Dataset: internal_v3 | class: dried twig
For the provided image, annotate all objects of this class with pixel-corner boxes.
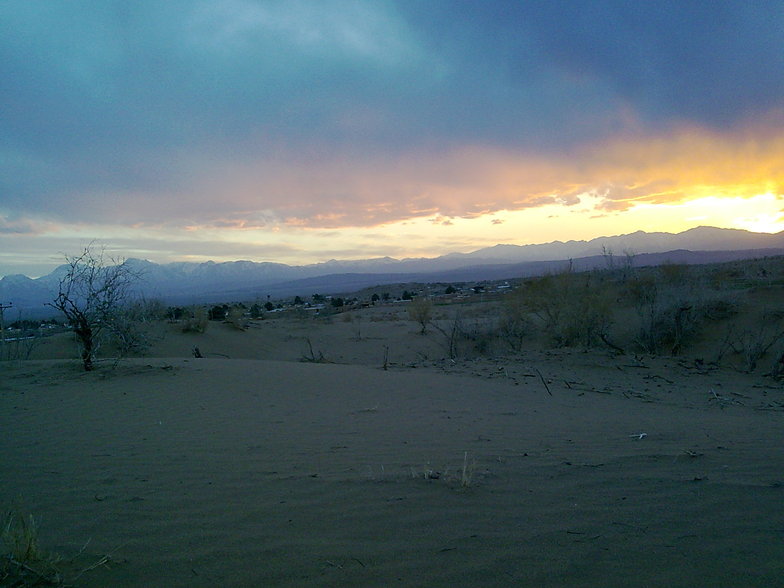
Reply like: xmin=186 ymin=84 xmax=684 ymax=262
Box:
xmin=535 ymin=368 xmax=552 ymax=396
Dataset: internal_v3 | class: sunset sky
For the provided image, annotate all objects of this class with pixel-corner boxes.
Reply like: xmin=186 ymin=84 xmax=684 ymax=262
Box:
xmin=2 ymin=1 xmax=783 ymax=277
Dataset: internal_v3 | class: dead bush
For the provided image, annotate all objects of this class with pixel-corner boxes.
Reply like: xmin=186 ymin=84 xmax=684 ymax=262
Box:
xmin=727 ymin=310 xmax=784 ymax=372
xmin=458 ymin=317 xmax=499 ymax=356
xmin=523 ymin=270 xmax=613 ymax=348
xmin=408 ymin=296 xmax=433 ymax=334
xmin=181 ymin=307 xmax=209 ymax=333
xmin=700 ymin=297 xmax=739 ymax=321
xmin=628 ymin=273 xmax=722 ymax=356
xmin=109 ymin=297 xmax=166 ymax=357
xmin=498 ymin=295 xmax=533 ymax=352
xmin=226 ymin=306 xmax=249 ymax=330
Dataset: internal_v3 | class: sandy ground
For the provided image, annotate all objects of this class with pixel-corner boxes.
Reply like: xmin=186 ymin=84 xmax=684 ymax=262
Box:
xmin=2 ymin=313 xmax=784 ymax=586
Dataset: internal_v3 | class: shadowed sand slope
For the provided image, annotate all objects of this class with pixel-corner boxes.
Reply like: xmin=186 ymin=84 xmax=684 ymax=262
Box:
xmin=2 ymin=356 xmax=784 ymax=586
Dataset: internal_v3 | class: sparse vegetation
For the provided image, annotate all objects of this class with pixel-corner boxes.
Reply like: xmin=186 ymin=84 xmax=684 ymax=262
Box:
xmin=627 ymin=267 xmax=735 ymax=356
xmin=375 ymin=255 xmax=784 ymax=371
xmin=407 ymin=453 xmax=478 ymax=489
xmin=19 ymin=251 xmax=784 ymax=375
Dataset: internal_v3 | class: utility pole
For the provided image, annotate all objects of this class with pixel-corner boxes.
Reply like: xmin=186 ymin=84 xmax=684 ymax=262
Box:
xmin=0 ymin=302 xmax=12 ymax=350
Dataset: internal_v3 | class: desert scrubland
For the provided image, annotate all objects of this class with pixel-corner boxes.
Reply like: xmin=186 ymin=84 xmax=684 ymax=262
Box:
xmin=2 ymin=257 xmax=784 ymax=586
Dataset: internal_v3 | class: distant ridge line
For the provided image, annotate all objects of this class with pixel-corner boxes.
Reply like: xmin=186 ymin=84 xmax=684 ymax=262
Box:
xmin=2 ymin=225 xmax=784 ymax=316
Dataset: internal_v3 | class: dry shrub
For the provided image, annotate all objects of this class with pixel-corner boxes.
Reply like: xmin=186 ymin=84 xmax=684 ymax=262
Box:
xmin=770 ymin=350 xmax=784 ymax=380
xmin=726 ymin=309 xmax=784 ymax=372
xmin=407 ymin=296 xmax=433 ymax=334
xmin=226 ymin=307 xmax=249 ymax=330
xmin=429 ymin=312 xmax=505 ymax=359
xmin=181 ymin=306 xmax=208 ymax=333
xmin=523 ymin=270 xmax=612 ymax=348
xmin=658 ymin=262 xmax=689 ymax=284
xmin=0 ymin=330 xmax=42 ymax=362
xmin=708 ymin=267 xmax=744 ymax=290
xmin=300 ymin=337 xmax=328 ymax=363
xmin=498 ymin=293 xmax=533 ymax=352
xmin=701 ymin=297 xmax=739 ymax=321
xmin=109 ymin=297 xmax=166 ymax=357
xmin=457 ymin=317 xmax=498 ymax=356
xmin=629 ymin=276 xmax=696 ymax=355
xmin=627 ymin=267 xmax=735 ymax=356
xmin=431 ymin=312 xmax=463 ymax=359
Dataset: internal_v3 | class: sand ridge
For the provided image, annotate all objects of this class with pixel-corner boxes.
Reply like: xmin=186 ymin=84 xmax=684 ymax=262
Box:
xmin=3 ymin=342 xmax=784 ymax=586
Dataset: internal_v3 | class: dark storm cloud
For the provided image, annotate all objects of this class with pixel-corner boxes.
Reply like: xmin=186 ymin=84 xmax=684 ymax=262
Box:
xmin=1 ymin=0 xmax=782 ymax=228
xmin=518 ymin=0 xmax=784 ymax=126
xmin=399 ymin=0 xmax=784 ymax=126
xmin=1 ymin=1 xmax=438 ymax=216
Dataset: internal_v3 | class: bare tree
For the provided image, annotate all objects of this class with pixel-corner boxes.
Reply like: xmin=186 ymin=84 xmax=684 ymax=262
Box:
xmin=408 ymin=296 xmax=433 ymax=334
xmin=49 ymin=244 xmax=139 ymax=371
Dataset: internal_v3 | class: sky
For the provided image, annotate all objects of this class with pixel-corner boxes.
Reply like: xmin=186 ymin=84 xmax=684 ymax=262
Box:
xmin=2 ymin=0 xmax=784 ymax=277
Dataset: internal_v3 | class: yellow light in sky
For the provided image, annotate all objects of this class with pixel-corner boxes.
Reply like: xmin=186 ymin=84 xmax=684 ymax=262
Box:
xmin=362 ymin=191 xmax=784 ymax=259
xmin=737 ymin=214 xmax=784 ymax=233
xmin=29 ymin=191 xmax=783 ymax=269
xmin=209 ymin=192 xmax=784 ymax=262
xmin=625 ymin=193 xmax=784 ymax=235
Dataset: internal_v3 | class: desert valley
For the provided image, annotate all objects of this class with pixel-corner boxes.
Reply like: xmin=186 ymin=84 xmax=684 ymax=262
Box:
xmin=2 ymin=253 xmax=784 ymax=586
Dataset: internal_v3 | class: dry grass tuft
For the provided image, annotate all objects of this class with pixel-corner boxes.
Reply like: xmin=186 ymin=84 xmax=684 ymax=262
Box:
xmin=408 ymin=453 xmax=478 ymax=489
xmin=1 ymin=508 xmax=63 ymax=586
xmin=1 ymin=506 xmax=120 ymax=587
xmin=460 ymin=451 xmax=476 ymax=488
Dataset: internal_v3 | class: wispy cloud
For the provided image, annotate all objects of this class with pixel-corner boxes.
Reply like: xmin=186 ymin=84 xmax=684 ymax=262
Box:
xmin=0 ymin=215 xmax=51 ymax=235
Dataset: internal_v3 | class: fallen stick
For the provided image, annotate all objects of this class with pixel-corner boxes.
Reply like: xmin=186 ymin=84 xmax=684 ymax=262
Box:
xmin=645 ymin=374 xmax=674 ymax=384
xmin=576 ymin=387 xmax=612 ymax=395
xmin=535 ymin=368 xmax=552 ymax=396
xmin=600 ymin=333 xmax=625 ymax=354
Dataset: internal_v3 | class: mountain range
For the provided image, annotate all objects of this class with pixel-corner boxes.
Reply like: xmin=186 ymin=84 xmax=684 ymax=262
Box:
xmin=3 ymin=226 xmax=784 ymax=317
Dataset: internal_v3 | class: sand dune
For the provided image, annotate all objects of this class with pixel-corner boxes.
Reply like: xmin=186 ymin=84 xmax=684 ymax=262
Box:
xmin=3 ymin=312 xmax=784 ymax=587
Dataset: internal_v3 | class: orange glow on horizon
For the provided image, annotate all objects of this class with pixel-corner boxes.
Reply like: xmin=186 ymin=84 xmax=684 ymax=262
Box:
xmin=194 ymin=117 xmax=784 ymax=232
xmin=6 ymin=119 xmax=783 ymax=271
